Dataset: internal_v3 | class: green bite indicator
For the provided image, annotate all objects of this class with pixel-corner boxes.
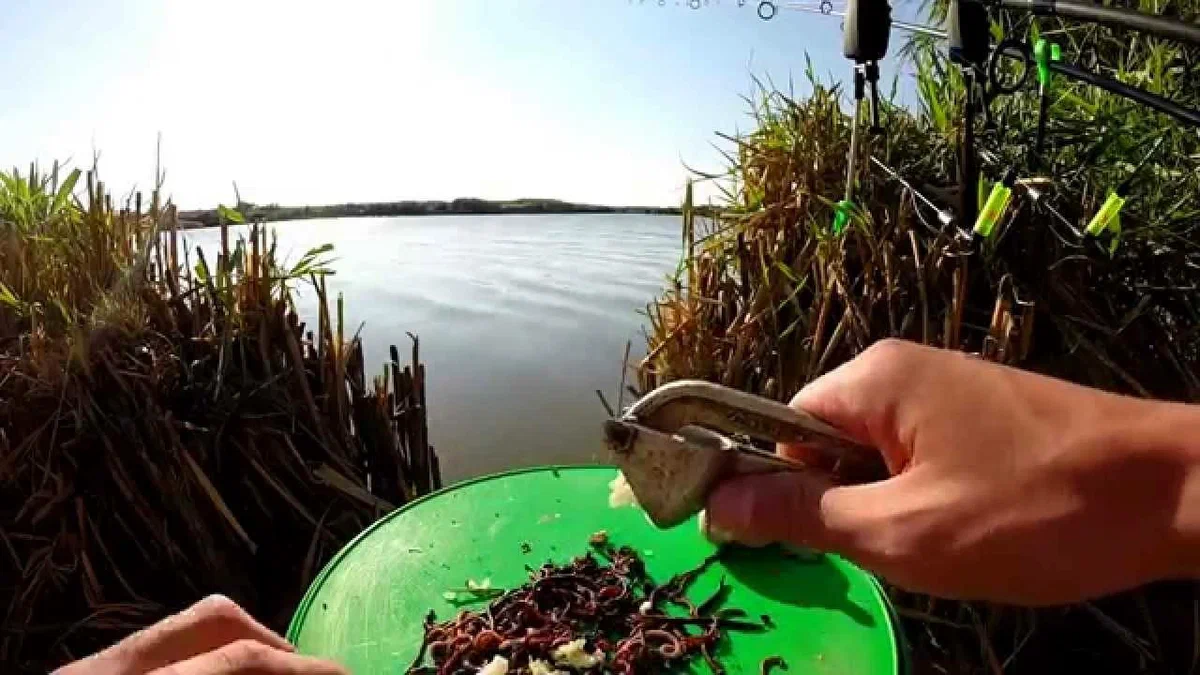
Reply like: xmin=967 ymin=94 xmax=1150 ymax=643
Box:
xmin=1034 ymin=39 xmax=1061 ymax=88
xmin=1085 ymin=192 xmax=1125 ymax=237
xmin=973 ymin=182 xmax=1012 ymax=238
xmin=832 ymin=199 xmax=854 ymax=235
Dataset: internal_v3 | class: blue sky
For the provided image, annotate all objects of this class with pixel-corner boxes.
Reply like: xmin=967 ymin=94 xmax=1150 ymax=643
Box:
xmin=1 ymin=0 xmax=924 ymax=208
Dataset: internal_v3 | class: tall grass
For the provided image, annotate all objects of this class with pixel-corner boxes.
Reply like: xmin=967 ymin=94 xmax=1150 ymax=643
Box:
xmin=1 ymin=165 xmax=440 ymax=672
xmin=639 ymin=2 xmax=1198 ymax=672
xmin=0 ymin=163 xmax=150 ymax=340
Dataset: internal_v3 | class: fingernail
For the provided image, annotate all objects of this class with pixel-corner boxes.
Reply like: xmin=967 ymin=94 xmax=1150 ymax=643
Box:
xmin=699 ymin=510 xmax=735 ymax=544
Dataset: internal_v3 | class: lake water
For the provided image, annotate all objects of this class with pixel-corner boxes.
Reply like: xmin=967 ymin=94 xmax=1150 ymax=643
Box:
xmin=181 ymin=214 xmax=680 ymax=483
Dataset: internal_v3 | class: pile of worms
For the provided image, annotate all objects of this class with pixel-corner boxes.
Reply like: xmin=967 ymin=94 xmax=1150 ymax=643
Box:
xmin=407 ymin=538 xmax=775 ymax=675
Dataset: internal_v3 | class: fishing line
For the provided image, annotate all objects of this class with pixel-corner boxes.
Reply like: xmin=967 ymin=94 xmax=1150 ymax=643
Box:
xmin=869 ymin=156 xmax=961 ymax=235
xmin=1016 ymin=178 xmax=1084 ymax=245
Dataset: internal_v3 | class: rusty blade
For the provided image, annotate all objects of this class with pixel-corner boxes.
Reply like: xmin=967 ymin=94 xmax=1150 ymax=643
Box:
xmin=603 ymin=420 xmax=731 ymax=528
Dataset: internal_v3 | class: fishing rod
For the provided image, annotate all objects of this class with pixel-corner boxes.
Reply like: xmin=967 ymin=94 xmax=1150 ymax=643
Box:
xmin=1027 ymin=55 xmax=1200 ymax=126
xmin=946 ymin=0 xmax=1198 ymax=240
xmin=757 ymin=0 xmax=1199 ymax=241
xmin=762 ymin=0 xmax=1200 ymax=45
xmin=987 ymin=41 xmax=1200 ymax=128
xmin=985 ymin=0 xmax=1200 ymax=46
xmin=757 ymin=0 xmax=1200 ymax=129
xmin=946 ymin=0 xmax=1195 ymax=238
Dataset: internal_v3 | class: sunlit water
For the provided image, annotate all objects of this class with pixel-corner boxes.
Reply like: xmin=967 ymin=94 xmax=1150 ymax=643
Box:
xmin=182 ymin=214 xmax=680 ymax=483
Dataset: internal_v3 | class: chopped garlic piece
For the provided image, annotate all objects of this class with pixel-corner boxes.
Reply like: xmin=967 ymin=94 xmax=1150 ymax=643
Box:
xmin=552 ymin=638 xmax=604 ymax=669
xmin=608 ymin=472 xmax=638 ymax=509
xmin=528 ymin=659 xmax=565 ymax=675
xmin=479 ymin=655 xmax=509 ymax=675
xmin=638 ymin=600 xmax=653 ymax=615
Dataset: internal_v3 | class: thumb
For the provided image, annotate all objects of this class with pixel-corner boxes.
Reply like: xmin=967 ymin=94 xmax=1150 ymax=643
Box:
xmin=705 ymin=470 xmax=905 ymax=557
xmin=787 ymin=367 xmax=912 ymax=476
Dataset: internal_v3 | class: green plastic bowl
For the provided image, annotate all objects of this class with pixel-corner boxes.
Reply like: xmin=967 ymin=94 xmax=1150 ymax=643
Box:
xmin=288 ymin=466 xmax=903 ymax=674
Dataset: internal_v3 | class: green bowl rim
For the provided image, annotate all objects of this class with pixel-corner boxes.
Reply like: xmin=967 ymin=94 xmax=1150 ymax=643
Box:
xmin=286 ymin=464 xmax=904 ymax=673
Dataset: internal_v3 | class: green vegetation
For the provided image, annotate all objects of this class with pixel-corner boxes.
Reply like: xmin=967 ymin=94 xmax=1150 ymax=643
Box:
xmin=179 ymin=197 xmax=681 ymax=229
xmin=0 ymin=164 xmax=440 ymax=672
xmin=639 ymin=2 xmax=1198 ymax=672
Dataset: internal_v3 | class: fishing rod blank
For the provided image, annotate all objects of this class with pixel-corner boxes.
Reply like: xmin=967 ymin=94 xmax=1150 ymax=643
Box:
xmin=771 ymin=2 xmax=949 ymax=38
xmin=988 ymin=0 xmax=1200 ymax=47
xmin=1050 ymin=60 xmax=1200 ymax=127
xmin=989 ymin=45 xmax=1200 ymax=127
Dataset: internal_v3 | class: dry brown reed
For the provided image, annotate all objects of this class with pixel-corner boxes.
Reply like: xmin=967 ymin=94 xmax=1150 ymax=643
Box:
xmin=637 ymin=78 xmax=1198 ymax=674
xmin=1 ymin=166 xmax=440 ymax=672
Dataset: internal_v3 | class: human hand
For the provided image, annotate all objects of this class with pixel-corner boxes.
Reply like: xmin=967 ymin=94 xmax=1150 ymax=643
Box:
xmin=54 ymin=595 xmax=348 ymax=675
xmin=706 ymin=339 xmax=1200 ymax=605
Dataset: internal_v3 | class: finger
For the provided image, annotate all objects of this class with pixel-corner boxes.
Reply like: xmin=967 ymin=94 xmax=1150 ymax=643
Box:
xmin=105 ymin=595 xmax=294 ymax=673
xmin=784 ymin=343 xmax=919 ymax=475
xmin=146 ymin=640 xmax=347 ymax=675
xmin=705 ymin=470 xmax=907 ymax=557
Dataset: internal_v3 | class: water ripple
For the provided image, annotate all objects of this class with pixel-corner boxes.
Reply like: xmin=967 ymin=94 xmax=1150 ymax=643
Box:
xmin=183 ymin=214 xmax=680 ymax=481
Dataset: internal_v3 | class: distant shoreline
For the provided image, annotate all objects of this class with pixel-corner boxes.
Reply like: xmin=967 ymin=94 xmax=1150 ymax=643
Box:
xmin=177 ymin=198 xmax=684 ymax=229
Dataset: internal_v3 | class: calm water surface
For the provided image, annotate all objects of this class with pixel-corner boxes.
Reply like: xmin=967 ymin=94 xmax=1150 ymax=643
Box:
xmin=183 ymin=214 xmax=679 ymax=482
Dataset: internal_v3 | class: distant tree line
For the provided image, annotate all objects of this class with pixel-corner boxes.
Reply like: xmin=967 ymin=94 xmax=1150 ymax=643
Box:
xmin=177 ymin=197 xmax=691 ymax=228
